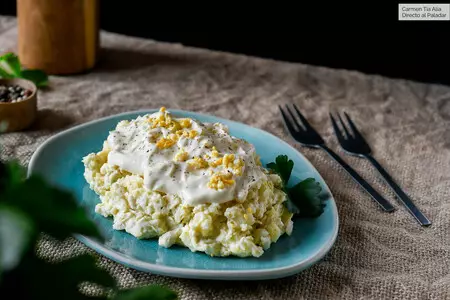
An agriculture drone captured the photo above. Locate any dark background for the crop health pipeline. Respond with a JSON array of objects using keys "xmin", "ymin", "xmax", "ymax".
[{"xmin": 1, "ymin": 1, "xmax": 448, "ymax": 86}]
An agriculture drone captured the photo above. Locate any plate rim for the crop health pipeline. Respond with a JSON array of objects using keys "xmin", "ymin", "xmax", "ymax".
[{"xmin": 28, "ymin": 108, "xmax": 339, "ymax": 280}]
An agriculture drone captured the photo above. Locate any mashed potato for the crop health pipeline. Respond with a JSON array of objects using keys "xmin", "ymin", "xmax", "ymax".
[{"xmin": 82, "ymin": 107, "xmax": 293, "ymax": 257}]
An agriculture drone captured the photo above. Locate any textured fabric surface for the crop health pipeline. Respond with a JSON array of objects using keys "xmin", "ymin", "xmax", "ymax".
[{"xmin": 1, "ymin": 16, "xmax": 450, "ymax": 299}]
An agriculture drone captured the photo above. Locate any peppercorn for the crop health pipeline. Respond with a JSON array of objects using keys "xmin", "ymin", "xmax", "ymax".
[{"xmin": 0, "ymin": 84, "xmax": 32, "ymax": 103}]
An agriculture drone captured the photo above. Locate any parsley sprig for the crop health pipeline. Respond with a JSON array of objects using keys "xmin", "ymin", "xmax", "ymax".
[{"xmin": 267, "ymin": 155, "xmax": 326, "ymax": 218}]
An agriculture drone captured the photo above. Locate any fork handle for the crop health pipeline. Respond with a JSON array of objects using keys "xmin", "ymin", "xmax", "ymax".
[
  {"xmin": 364, "ymin": 155, "xmax": 431, "ymax": 226},
  {"xmin": 319, "ymin": 145, "xmax": 396, "ymax": 212}
]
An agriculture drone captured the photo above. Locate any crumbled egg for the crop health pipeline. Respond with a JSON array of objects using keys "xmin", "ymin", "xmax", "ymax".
[
  {"xmin": 211, "ymin": 146, "xmax": 220, "ymax": 158},
  {"xmin": 174, "ymin": 150, "xmax": 189, "ymax": 162},
  {"xmin": 187, "ymin": 157, "xmax": 209, "ymax": 171},
  {"xmin": 209, "ymin": 157, "xmax": 223, "ymax": 168},
  {"xmin": 156, "ymin": 137, "xmax": 177, "ymax": 149},
  {"xmin": 82, "ymin": 107, "xmax": 293, "ymax": 258},
  {"xmin": 208, "ymin": 172, "xmax": 235, "ymax": 190}
]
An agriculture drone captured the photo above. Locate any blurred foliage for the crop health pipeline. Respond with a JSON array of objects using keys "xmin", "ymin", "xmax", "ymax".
[
  {"xmin": 0, "ymin": 53, "xmax": 48, "ymax": 87},
  {"xmin": 0, "ymin": 160, "xmax": 177, "ymax": 300}
]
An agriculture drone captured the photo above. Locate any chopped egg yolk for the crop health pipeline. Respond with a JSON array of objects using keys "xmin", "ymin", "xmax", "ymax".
[
  {"xmin": 180, "ymin": 119, "xmax": 192, "ymax": 128},
  {"xmin": 222, "ymin": 154, "xmax": 235, "ymax": 168},
  {"xmin": 189, "ymin": 130, "xmax": 198, "ymax": 138},
  {"xmin": 156, "ymin": 137, "xmax": 177, "ymax": 149},
  {"xmin": 222, "ymin": 154, "xmax": 245, "ymax": 175},
  {"xmin": 233, "ymin": 160, "xmax": 245, "ymax": 176},
  {"xmin": 211, "ymin": 146, "xmax": 220, "ymax": 158},
  {"xmin": 209, "ymin": 157, "xmax": 223, "ymax": 168},
  {"xmin": 174, "ymin": 150, "xmax": 189, "ymax": 162},
  {"xmin": 151, "ymin": 113, "xmax": 170, "ymax": 129},
  {"xmin": 187, "ymin": 157, "xmax": 209, "ymax": 171},
  {"xmin": 208, "ymin": 172, "xmax": 235, "ymax": 190},
  {"xmin": 149, "ymin": 107, "xmax": 183, "ymax": 132},
  {"xmin": 177, "ymin": 129, "xmax": 199, "ymax": 139}
]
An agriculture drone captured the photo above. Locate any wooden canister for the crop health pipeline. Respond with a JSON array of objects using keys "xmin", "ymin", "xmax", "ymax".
[{"xmin": 17, "ymin": 0, "xmax": 100, "ymax": 75}]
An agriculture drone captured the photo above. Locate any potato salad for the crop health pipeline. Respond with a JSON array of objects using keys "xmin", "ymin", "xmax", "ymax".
[{"xmin": 82, "ymin": 107, "xmax": 293, "ymax": 257}]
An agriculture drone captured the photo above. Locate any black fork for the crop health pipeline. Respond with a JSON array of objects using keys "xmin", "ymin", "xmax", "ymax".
[
  {"xmin": 330, "ymin": 112, "xmax": 431, "ymax": 226},
  {"xmin": 279, "ymin": 104, "xmax": 395, "ymax": 212}
]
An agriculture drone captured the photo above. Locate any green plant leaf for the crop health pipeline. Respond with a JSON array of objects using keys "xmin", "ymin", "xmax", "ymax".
[
  {"xmin": 18, "ymin": 254, "xmax": 115, "ymax": 300},
  {"xmin": 21, "ymin": 69, "xmax": 48, "ymax": 87},
  {"xmin": 288, "ymin": 178, "xmax": 325, "ymax": 218},
  {"xmin": 284, "ymin": 197, "xmax": 300, "ymax": 215},
  {"xmin": 0, "ymin": 66, "xmax": 13, "ymax": 78},
  {"xmin": 53, "ymin": 254, "xmax": 116, "ymax": 289},
  {"xmin": 2, "ymin": 169, "xmax": 103, "ymax": 241},
  {"xmin": 0, "ymin": 52, "xmax": 49, "ymax": 87},
  {"xmin": 0, "ymin": 160, "xmax": 25, "ymax": 195},
  {"xmin": 0, "ymin": 204, "xmax": 35, "ymax": 273},
  {"xmin": 0, "ymin": 53, "xmax": 21, "ymax": 76},
  {"xmin": 5, "ymin": 160, "xmax": 25, "ymax": 187},
  {"xmin": 267, "ymin": 155, "xmax": 326, "ymax": 218},
  {"xmin": 114, "ymin": 285, "xmax": 177, "ymax": 300},
  {"xmin": 0, "ymin": 160, "xmax": 178, "ymax": 300},
  {"xmin": 0, "ymin": 161, "xmax": 6, "ymax": 194},
  {"xmin": 267, "ymin": 155, "xmax": 294, "ymax": 185}
]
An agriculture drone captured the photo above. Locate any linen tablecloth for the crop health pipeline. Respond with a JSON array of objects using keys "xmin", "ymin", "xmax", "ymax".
[{"xmin": 1, "ymin": 16, "xmax": 449, "ymax": 300}]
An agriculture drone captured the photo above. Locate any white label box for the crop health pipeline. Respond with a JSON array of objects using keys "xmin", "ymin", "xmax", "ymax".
[{"xmin": 399, "ymin": 3, "xmax": 450, "ymax": 20}]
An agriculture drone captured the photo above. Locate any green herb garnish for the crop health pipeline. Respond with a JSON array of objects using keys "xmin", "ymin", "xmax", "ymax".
[
  {"xmin": 0, "ymin": 52, "xmax": 48, "ymax": 87},
  {"xmin": 267, "ymin": 155, "xmax": 326, "ymax": 218}
]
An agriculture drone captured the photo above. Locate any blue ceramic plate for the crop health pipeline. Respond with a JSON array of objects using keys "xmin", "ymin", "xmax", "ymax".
[{"xmin": 28, "ymin": 109, "xmax": 339, "ymax": 280}]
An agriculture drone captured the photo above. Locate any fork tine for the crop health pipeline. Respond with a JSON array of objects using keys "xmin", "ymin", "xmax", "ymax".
[
  {"xmin": 344, "ymin": 112, "xmax": 364, "ymax": 139},
  {"xmin": 330, "ymin": 113, "xmax": 346, "ymax": 144},
  {"xmin": 337, "ymin": 113, "xmax": 352, "ymax": 139},
  {"xmin": 292, "ymin": 104, "xmax": 314, "ymax": 131},
  {"xmin": 279, "ymin": 105, "xmax": 298, "ymax": 136},
  {"xmin": 285, "ymin": 104, "xmax": 304, "ymax": 131}
]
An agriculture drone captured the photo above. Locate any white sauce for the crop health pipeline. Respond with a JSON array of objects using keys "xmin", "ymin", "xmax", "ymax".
[{"xmin": 106, "ymin": 110, "xmax": 267, "ymax": 205}]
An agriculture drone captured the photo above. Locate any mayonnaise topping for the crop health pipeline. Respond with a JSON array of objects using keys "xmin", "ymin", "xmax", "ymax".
[{"xmin": 106, "ymin": 108, "xmax": 267, "ymax": 205}]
